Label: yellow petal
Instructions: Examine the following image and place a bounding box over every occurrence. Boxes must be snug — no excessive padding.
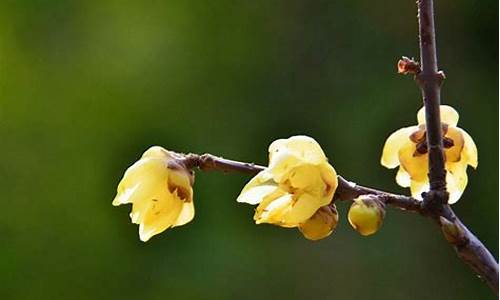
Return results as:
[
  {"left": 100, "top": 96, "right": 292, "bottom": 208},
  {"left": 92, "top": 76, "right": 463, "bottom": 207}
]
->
[
  {"left": 113, "top": 182, "right": 141, "bottom": 206},
  {"left": 446, "top": 161, "right": 468, "bottom": 204},
  {"left": 282, "top": 193, "right": 327, "bottom": 225},
  {"left": 139, "top": 192, "right": 184, "bottom": 242},
  {"left": 113, "top": 158, "right": 169, "bottom": 206},
  {"left": 237, "top": 170, "right": 275, "bottom": 204},
  {"left": 116, "top": 158, "right": 169, "bottom": 194},
  {"left": 444, "top": 127, "right": 464, "bottom": 163},
  {"left": 398, "top": 142, "right": 428, "bottom": 182},
  {"left": 255, "top": 193, "right": 294, "bottom": 225},
  {"left": 395, "top": 167, "right": 411, "bottom": 188},
  {"left": 142, "top": 146, "right": 172, "bottom": 159},
  {"left": 287, "top": 164, "right": 324, "bottom": 191},
  {"left": 417, "top": 105, "right": 459, "bottom": 126},
  {"left": 114, "top": 181, "right": 158, "bottom": 206},
  {"left": 237, "top": 184, "right": 279, "bottom": 205},
  {"left": 381, "top": 127, "right": 417, "bottom": 169},
  {"left": 269, "top": 135, "right": 327, "bottom": 165},
  {"left": 168, "top": 169, "right": 193, "bottom": 202},
  {"left": 267, "top": 148, "right": 304, "bottom": 182},
  {"left": 410, "top": 180, "right": 428, "bottom": 200},
  {"left": 299, "top": 205, "right": 338, "bottom": 241},
  {"left": 319, "top": 163, "right": 338, "bottom": 198},
  {"left": 173, "top": 201, "right": 195, "bottom": 227},
  {"left": 457, "top": 128, "right": 478, "bottom": 169}
]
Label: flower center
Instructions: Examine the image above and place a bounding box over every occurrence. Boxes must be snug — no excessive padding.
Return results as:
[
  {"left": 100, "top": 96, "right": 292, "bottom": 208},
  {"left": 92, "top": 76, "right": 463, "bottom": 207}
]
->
[
  {"left": 409, "top": 124, "right": 454, "bottom": 156},
  {"left": 167, "top": 181, "right": 191, "bottom": 202}
]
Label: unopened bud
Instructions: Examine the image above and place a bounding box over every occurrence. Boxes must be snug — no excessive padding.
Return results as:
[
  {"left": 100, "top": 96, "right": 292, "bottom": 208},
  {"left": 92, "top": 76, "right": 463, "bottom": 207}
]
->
[
  {"left": 440, "top": 216, "right": 466, "bottom": 245},
  {"left": 299, "top": 205, "right": 339, "bottom": 241},
  {"left": 397, "top": 56, "right": 421, "bottom": 75},
  {"left": 348, "top": 195, "right": 385, "bottom": 236}
]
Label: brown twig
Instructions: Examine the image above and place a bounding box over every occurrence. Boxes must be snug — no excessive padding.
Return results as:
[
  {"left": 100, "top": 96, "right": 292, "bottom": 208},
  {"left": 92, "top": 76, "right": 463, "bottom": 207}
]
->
[
  {"left": 179, "top": 151, "right": 498, "bottom": 294},
  {"left": 416, "top": 0, "right": 447, "bottom": 202},
  {"left": 400, "top": 0, "right": 499, "bottom": 294},
  {"left": 180, "top": 153, "right": 422, "bottom": 211}
]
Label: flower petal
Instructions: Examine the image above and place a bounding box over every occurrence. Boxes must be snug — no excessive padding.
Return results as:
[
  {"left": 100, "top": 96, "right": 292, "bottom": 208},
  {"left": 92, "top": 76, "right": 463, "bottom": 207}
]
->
[
  {"left": 417, "top": 105, "right": 459, "bottom": 126},
  {"left": 319, "top": 163, "right": 338, "bottom": 197},
  {"left": 254, "top": 193, "right": 294, "bottom": 225},
  {"left": 395, "top": 167, "right": 411, "bottom": 188},
  {"left": 410, "top": 180, "right": 428, "bottom": 200},
  {"left": 139, "top": 192, "right": 184, "bottom": 242},
  {"left": 444, "top": 127, "right": 465, "bottom": 163},
  {"left": 446, "top": 161, "right": 468, "bottom": 204},
  {"left": 457, "top": 128, "right": 478, "bottom": 169},
  {"left": 173, "top": 201, "right": 195, "bottom": 227},
  {"left": 269, "top": 135, "right": 326, "bottom": 165},
  {"left": 381, "top": 126, "right": 417, "bottom": 169},
  {"left": 287, "top": 164, "right": 324, "bottom": 191},
  {"left": 282, "top": 193, "right": 327, "bottom": 225},
  {"left": 237, "top": 170, "right": 275, "bottom": 204},
  {"left": 116, "top": 158, "right": 169, "bottom": 193},
  {"left": 398, "top": 141, "right": 428, "bottom": 182},
  {"left": 114, "top": 181, "right": 158, "bottom": 206},
  {"left": 142, "top": 146, "right": 172, "bottom": 159},
  {"left": 267, "top": 148, "right": 304, "bottom": 182},
  {"left": 237, "top": 184, "right": 279, "bottom": 205}
]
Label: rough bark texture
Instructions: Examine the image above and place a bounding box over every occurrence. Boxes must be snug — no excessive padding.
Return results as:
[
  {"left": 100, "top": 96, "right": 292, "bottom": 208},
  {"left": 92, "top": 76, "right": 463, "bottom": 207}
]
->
[{"left": 415, "top": 0, "right": 498, "bottom": 294}]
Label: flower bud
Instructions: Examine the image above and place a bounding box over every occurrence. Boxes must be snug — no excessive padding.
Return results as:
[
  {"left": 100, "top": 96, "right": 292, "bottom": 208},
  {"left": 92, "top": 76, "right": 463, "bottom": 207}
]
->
[
  {"left": 299, "top": 205, "right": 339, "bottom": 241},
  {"left": 440, "top": 216, "right": 466, "bottom": 245},
  {"left": 348, "top": 195, "right": 385, "bottom": 236}
]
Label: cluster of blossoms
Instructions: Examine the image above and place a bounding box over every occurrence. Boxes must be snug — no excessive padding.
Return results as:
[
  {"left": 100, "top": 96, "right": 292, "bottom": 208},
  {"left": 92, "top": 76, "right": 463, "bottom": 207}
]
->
[{"left": 113, "top": 105, "right": 477, "bottom": 242}]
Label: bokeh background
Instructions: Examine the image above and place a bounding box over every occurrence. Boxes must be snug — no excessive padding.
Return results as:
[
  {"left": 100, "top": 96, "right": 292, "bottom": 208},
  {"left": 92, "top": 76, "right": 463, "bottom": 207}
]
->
[{"left": 0, "top": 0, "right": 497, "bottom": 299}]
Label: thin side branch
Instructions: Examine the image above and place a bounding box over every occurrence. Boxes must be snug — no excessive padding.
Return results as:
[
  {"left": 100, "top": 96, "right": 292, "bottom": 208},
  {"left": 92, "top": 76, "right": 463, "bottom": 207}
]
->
[
  {"left": 179, "top": 152, "right": 498, "bottom": 294},
  {"left": 180, "top": 153, "right": 422, "bottom": 212},
  {"left": 396, "top": 0, "right": 500, "bottom": 294}
]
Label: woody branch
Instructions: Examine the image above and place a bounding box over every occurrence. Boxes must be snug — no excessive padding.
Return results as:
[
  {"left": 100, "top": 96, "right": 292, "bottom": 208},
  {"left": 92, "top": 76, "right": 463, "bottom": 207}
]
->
[
  {"left": 177, "top": 1, "right": 499, "bottom": 294},
  {"left": 398, "top": 0, "right": 498, "bottom": 294}
]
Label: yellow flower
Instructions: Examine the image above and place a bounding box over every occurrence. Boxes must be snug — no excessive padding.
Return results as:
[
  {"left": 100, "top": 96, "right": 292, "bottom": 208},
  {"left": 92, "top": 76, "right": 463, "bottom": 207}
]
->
[
  {"left": 299, "top": 205, "right": 339, "bottom": 241},
  {"left": 381, "top": 105, "right": 478, "bottom": 204},
  {"left": 237, "top": 135, "right": 338, "bottom": 228},
  {"left": 113, "top": 146, "right": 194, "bottom": 242},
  {"left": 348, "top": 195, "right": 385, "bottom": 236}
]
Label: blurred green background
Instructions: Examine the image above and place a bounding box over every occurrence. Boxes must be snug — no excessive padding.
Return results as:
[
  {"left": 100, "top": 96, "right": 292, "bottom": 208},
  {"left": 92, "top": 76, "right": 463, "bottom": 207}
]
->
[{"left": 0, "top": 0, "right": 497, "bottom": 299}]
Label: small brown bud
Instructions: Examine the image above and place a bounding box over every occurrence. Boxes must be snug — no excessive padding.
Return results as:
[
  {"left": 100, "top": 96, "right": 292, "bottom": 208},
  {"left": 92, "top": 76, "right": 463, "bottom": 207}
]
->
[
  {"left": 440, "top": 216, "right": 466, "bottom": 245},
  {"left": 397, "top": 56, "right": 421, "bottom": 75}
]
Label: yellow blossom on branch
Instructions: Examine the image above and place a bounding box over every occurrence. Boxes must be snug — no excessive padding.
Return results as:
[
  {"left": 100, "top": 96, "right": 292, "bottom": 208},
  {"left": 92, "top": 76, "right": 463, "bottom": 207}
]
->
[
  {"left": 237, "top": 135, "right": 338, "bottom": 230},
  {"left": 381, "top": 105, "right": 478, "bottom": 204},
  {"left": 113, "top": 146, "right": 195, "bottom": 242}
]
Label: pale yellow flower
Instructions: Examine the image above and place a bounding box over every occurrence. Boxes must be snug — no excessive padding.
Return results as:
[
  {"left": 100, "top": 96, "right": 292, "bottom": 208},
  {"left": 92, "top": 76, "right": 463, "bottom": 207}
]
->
[
  {"left": 381, "top": 105, "right": 478, "bottom": 204},
  {"left": 113, "top": 146, "right": 194, "bottom": 242},
  {"left": 237, "top": 135, "right": 338, "bottom": 228},
  {"left": 299, "top": 205, "right": 339, "bottom": 241},
  {"left": 348, "top": 195, "right": 385, "bottom": 236}
]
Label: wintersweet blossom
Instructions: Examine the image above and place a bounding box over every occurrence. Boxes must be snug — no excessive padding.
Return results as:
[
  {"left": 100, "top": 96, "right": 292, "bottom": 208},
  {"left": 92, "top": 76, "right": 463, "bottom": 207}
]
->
[
  {"left": 381, "top": 105, "right": 478, "bottom": 204},
  {"left": 113, "top": 146, "right": 194, "bottom": 242},
  {"left": 237, "top": 135, "right": 338, "bottom": 229}
]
